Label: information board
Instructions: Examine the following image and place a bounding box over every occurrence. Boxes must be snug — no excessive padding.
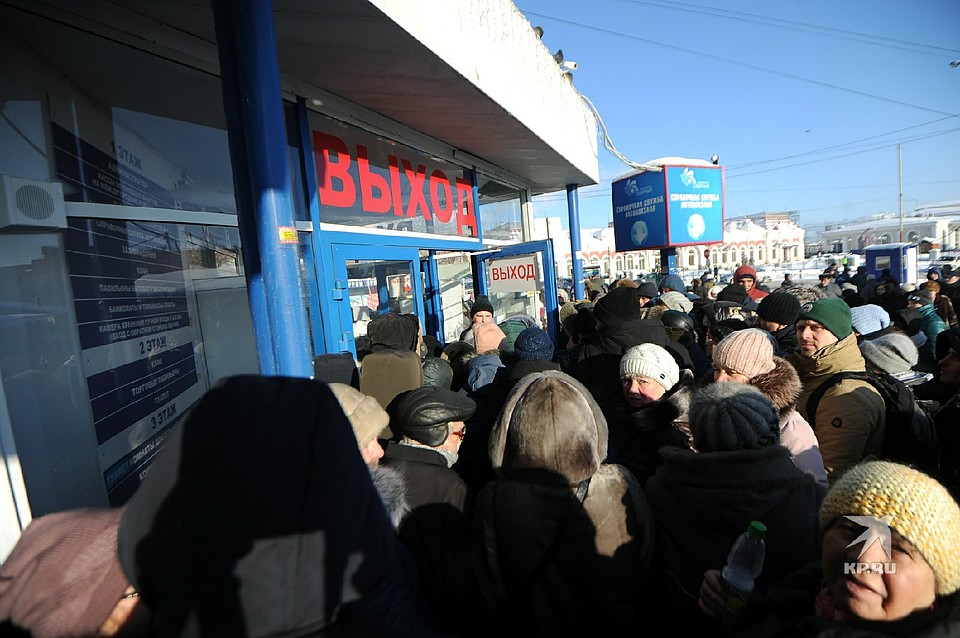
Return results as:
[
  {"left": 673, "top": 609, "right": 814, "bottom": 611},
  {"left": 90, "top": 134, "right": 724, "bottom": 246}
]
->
[
  {"left": 664, "top": 166, "right": 724, "bottom": 246},
  {"left": 65, "top": 219, "right": 203, "bottom": 504},
  {"left": 612, "top": 164, "right": 724, "bottom": 251}
]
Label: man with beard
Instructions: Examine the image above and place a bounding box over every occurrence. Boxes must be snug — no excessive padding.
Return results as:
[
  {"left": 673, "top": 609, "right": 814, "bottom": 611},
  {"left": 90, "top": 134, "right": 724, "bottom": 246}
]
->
[{"left": 790, "top": 298, "right": 886, "bottom": 484}]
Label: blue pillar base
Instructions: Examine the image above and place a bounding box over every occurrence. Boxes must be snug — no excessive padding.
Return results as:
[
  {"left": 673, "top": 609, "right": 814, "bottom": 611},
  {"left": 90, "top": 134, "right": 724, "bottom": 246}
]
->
[{"left": 660, "top": 247, "right": 679, "bottom": 275}]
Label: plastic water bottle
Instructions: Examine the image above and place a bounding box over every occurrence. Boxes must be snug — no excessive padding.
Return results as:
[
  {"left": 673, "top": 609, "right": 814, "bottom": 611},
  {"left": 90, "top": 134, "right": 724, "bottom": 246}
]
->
[{"left": 719, "top": 520, "right": 766, "bottom": 625}]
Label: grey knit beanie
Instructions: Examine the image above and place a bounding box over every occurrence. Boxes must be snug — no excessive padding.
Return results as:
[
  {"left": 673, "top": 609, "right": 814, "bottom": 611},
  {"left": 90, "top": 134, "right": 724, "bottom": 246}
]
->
[
  {"left": 619, "top": 343, "right": 680, "bottom": 392},
  {"left": 658, "top": 291, "right": 693, "bottom": 313},
  {"left": 860, "top": 333, "right": 919, "bottom": 374},
  {"left": 689, "top": 383, "right": 780, "bottom": 452}
]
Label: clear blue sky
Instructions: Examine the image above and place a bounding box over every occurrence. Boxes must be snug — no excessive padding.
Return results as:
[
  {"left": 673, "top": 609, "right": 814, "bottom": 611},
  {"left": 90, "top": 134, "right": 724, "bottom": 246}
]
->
[{"left": 514, "top": 0, "right": 960, "bottom": 231}]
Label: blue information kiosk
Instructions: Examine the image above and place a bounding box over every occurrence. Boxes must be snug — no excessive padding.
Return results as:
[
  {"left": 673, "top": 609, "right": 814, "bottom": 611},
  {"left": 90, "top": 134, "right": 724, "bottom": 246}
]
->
[
  {"left": 611, "top": 160, "right": 725, "bottom": 275},
  {"left": 864, "top": 243, "right": 919, "bottom": 285}
]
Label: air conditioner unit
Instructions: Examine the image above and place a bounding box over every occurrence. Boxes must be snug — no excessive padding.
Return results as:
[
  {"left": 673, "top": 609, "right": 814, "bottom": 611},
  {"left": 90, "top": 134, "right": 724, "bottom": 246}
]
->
[{"left": 0, "top": 175, "right": 67, "bottom": 230}]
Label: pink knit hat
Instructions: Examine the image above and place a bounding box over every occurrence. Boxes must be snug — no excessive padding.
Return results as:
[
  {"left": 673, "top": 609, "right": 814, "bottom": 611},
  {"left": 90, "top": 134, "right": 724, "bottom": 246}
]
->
[
  {"left": 0, "top": 508, "right": 128, "bottom": 638},
  {"left": 712, "top": 328, "right": 777, "bottom": 379}
]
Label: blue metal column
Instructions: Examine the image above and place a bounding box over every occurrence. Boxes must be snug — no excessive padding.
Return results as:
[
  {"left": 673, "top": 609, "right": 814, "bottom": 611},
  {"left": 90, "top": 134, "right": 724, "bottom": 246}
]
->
[
  {"left": 214, "top": 0, "right": 313, "bottom": 377},
  {"left": 212, "top": 0, "right": 276, "bottom": 374},
  {"left": 294, "top": 97, "right": 329, "bottom": 356},
  {"left": 567, "top": 184, "right": 585, "bottom": 300},
  {"left": 541, "top": 239, "right": 559, "bottom": 346}
]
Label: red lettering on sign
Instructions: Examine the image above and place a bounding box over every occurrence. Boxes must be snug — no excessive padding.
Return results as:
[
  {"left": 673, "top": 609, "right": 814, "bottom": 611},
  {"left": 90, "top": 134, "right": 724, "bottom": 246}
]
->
[
  {"left": 491, "top": 263, "right": 536, "bottom": 282},
  {"left": 430, "top": 170, "right": 453, "bottom": 223},
  {"left": 313, "top": 131, "right": 355, "bottom": 208},
  {"left": 388, "top": 155, "right": 403, "bottom": 217},
  {"left": 402, "top": 160, "right": 431, "bottom": 220},
  {"left": 455, "top": 178, "right": 478, "bottom": 237},
  {"left": 312, "top": 130, "right": 478, "bottom": 237},
  {"left": 357, "top": 145, "right": 390, "bottom": 213}
]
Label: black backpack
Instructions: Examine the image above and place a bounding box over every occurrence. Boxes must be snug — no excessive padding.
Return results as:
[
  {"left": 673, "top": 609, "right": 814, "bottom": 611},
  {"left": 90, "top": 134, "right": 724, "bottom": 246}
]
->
[{"left": 806, "top": 370, "right": 940, "bottom": 476}]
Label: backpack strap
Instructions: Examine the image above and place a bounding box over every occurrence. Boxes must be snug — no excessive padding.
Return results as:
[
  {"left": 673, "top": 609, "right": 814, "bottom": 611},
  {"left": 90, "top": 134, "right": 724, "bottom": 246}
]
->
[{"left": 805, "top": 371, "right": 869, "bottom": 429}]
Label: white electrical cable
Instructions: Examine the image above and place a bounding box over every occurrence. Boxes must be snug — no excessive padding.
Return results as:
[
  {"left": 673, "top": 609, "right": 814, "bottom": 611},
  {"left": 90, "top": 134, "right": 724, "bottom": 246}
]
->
[{"left": 579, "top": 93, "right": 662, "bottom": 172}]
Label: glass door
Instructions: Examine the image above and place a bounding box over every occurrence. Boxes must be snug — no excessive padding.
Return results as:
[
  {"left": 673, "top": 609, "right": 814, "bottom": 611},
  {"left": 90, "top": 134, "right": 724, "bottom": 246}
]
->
[
  {"left": 331, "top": 245, "right": 424, "bottom": 354},
  {"left": 422, "top": 251, "right": 474, "bottom": 346},
  {"left": 472, "top": 240, "right": 559, "bottom": 345}
]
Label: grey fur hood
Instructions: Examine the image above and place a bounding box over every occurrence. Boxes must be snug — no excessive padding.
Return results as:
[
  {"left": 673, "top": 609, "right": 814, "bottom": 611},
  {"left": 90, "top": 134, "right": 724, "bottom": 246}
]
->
[
  {"left": 370, "top": 464, "right": 409, "bottom": 529},
  {"left": 488, "top": 370, "right": 607, "bottom": 485}
]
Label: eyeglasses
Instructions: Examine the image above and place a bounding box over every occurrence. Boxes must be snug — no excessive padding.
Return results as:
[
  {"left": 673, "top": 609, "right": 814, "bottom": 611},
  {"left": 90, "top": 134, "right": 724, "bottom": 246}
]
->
[{"left": 452, "top": 428, "right": 466, "bottom": 440}]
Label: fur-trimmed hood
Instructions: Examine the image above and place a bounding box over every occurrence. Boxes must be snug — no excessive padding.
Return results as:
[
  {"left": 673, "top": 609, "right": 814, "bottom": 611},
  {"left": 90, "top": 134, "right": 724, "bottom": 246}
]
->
[
  {"left": 488, "top": 370, "right": 606, "bottom": 485},
  {"left": 748, "top": 356, "right": 802, "bottom": 415},
  {"left": 369, "top": 464, "right": 409, "bottom": 529}
]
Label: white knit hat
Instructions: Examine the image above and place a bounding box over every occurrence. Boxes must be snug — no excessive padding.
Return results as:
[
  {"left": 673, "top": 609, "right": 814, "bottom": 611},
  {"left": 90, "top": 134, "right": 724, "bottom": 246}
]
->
[{"left": 619, "top": 343, "right": 680, "bottom": 392}]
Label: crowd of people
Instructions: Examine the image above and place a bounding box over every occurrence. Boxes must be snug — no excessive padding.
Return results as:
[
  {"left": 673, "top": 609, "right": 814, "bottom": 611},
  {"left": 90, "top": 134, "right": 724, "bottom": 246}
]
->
[{"left": 2, "top": 263, "right": 960, "bottom": 637}]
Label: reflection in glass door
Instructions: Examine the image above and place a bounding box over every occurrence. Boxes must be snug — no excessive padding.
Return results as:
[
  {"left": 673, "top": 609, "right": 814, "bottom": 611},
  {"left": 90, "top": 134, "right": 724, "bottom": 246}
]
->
[
  {"left": 330, "top": 244, "right": 424, "bottom": 354},
  {"left": 430, "top": 252, "right": 474, "bottom": 344},
  {"left": 345, "top": 259, "right": 416, "bottom": 340},
  {"left": 481, "top": 252, "right": 548, "bottom": 328},
  {"left": 472, "top": 240, "right": 558, "bottom": 346}
]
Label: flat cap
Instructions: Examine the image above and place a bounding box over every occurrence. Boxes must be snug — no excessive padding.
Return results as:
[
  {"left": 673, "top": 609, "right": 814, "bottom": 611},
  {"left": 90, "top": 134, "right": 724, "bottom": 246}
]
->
[{"left": 389, "top": 387, "right": 477, "bottom": 447}]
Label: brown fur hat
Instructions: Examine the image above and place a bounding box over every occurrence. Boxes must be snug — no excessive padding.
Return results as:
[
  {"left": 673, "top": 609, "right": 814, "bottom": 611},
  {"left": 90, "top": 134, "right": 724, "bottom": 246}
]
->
[{"left": 488, "top": 370, "right": 606, "bottom": 485}]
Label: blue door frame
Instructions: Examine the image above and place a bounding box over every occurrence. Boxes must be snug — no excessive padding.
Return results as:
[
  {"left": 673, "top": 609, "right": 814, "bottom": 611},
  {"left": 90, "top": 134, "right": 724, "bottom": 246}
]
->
[
  {"left": 472, "top": 239, "right": 559, "bottom": 346},
  {"left": 309, "top": 228, "right": 481, "bottom": 355},
  {"left": 329, "top": 244, "right": 426, "bottom": 354}
]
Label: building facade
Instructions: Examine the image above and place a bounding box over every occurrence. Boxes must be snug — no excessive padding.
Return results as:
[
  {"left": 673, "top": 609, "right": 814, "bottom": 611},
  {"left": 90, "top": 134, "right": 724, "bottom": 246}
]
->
[{"left": 0, "top": 0, "right": 599, "bottom": 556}]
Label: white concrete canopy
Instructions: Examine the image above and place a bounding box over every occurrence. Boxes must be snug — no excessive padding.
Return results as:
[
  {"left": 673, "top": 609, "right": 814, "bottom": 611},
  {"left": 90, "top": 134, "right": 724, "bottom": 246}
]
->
[{"left": 3, "top": 0, "right": 600, "bottom": 193}]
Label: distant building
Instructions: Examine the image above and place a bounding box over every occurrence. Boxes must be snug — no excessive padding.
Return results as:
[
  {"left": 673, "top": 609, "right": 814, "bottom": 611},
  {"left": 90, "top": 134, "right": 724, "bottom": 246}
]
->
[
  {"left": 815, "top": 203, "right": 960, "bottom": 254},
  {"left": 534, "top": 211, "right": 805, "bottom": 278}
]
